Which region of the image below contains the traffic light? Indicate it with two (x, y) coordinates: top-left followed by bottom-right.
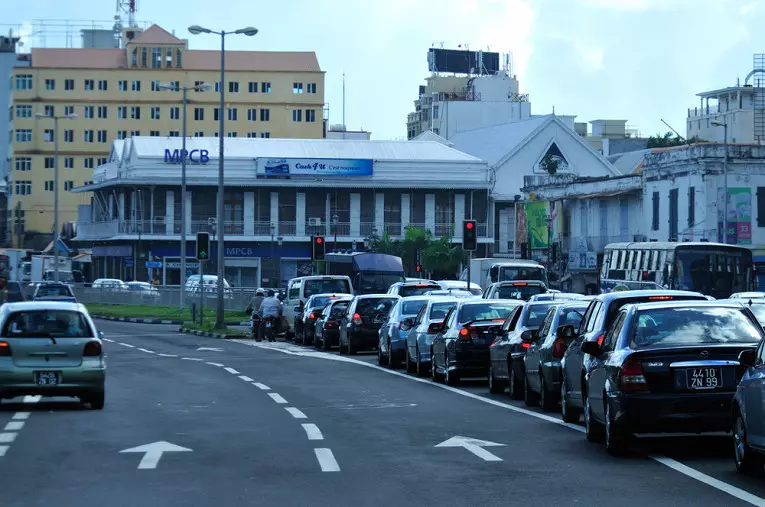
(415, 264), (422, 273)
(312, 235), (325, 261)
(196, 232), (210, 261)
(463, 219), (477, 251)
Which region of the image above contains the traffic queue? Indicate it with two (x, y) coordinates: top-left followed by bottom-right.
(275, 274), (765, 475)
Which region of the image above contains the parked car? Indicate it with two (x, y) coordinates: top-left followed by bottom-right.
(32, 282), (77, 303)
(560, 290), (709, 424)
(436, 280), (483, 296)
(339, 295), (400, 355)
(733, 332), (765, 473)
(405, 297), (459, 376)
(424, 289), (474, 298)
(313, 297), (353, 350)
(387, 281), (442, 298)
(124, 281), (161, 302)
(378, 297), (430, 368)
(730, 292), (765, 300)
(581, 300), (761, 455)
(91, 278), (127, 291)
(521, 301), (589, 410)
(431, 299), (522, 385)
(296, 294), (349, 345)
(483, 281), (548, 301)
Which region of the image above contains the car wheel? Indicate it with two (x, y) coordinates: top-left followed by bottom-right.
(387, 341), (399, 369)
(347, 338), (357, 355)
(323, 331), (331, 351)
(539, 374), (556, 412)
(88, 391), (105, 410)
(415, 347), (428, 377)
(406, 348), (416, 374)
(508, 361), (524, 400)
(561, 381), (582, 424)
(584, 393), (604, 443)
(488, 364), (506, 394)
(431, 351), (443, 382)
(444, 353), (459, 386)
(524, 374), (539, 407)
(339, 336), (347, 355)
(605, 401), (627, 456)
(734, 410), (763, 474)
(377, 345), (388, 366)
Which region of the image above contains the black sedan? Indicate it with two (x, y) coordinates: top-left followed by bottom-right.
(339, 295), (400, 355)
(313, 297), (353, 350)
(431, 300), (521, 385)
(296, 293), (347, 345)
(581, 300), (762, 455)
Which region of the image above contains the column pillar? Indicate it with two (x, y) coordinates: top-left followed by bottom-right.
(401, 193), (410, 236)
(165, 190), (174, 235)
(454, 193), (465, 239)
(375, 193), (385, 236)
(350, 193), (361, 237)
(270, 191), (279, 235)
(296, 192), (306, 237)
(425, 193), (435, 234)
(185, 190), (192, 235)
(244, 192), (255, 235)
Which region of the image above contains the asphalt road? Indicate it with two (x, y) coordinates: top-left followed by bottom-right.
(0, 321), (764, 506)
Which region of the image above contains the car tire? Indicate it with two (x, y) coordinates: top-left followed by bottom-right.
(508, 361), (524, 400)
(387, 341), (399, 369)
(431, 351), (443, 383)
(539, 374), (556, 412)
(524, 374), (539, 407)
(415, 347), (428, 377)
(584, 393), (604, 443)
(377, 345), (388, 366)
(561, 381), (582, 424)
(406, 349), (416, 374)
(444, 353), (459, 386)
(734, 410), (763, 474)
(347, 338), (357, 355)
(88, 391), (105, 410)
(323, 331), (331, 351)
(488, 364), (506, 394)
(604, 401), (628, 456)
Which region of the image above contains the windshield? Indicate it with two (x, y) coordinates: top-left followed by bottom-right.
(430, 301), (456, 320)
(499, 266), (548, 284)
(459, 302), (519, 324)
(632, 306), (761, 348)
(356, 273), (404, 295)
(46, 271), (73, 283)
(674, 248), (751, 299)
(521, 303), (556, 329)
(304, 279), (352, 298)
(356, 297), (399, 317)
(399, 284), (441, 297)
(746, 304), (765, 326)
(401, 299), (428, 316)
(2, 310), (93, 338)
(36, 285), (72, 297)
(494, 284), (546, 301)
(127, 283), (153, 292)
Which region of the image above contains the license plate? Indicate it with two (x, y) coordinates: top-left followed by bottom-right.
(35, 371), (60, 386)
(374, 317), (383, 324)
(686, 367), (721, 390)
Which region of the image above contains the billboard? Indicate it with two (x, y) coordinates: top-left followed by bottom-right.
(717, 187), (752, 245)
(256, 158), (373, 177)
(525, 201), (549, 249)
(427, 48), (500, 75)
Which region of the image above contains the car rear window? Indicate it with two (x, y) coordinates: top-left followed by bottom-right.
(631, 306), (762, 348)
(2, 310), (93, 338)
(559, 306), (587, 328)
(605, 295), (707, 329)
(400, 284), (441, 297)
(304, 279), (351, 298)
(522, 303), (556, 328)
(309, 296), (339, 309)
(430, 301), (456, 320)
(36, 285), (72, 297)
(495, 284), (546, 301)
(747, 304), (765, 325)
(459, 302), (520, 324)
(329, 301), (350, 317)
(401, 299), (428, 316)
(356, 298), (399, 317)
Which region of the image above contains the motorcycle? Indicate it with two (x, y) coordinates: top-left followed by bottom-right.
(263, 316), (277, 342)
(251, 314), (262, 341)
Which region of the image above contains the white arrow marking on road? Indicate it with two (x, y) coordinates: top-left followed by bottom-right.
(119, 441), (192, 470)
(196, 347), (224, 352)
(434, 436), (505, 462)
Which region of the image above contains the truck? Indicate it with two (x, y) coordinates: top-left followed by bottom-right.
(30, 255), (74, 283)
(0, 249), (31, 283)
(461, 258), (549, 290)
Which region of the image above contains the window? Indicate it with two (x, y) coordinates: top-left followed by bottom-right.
(669, 188), (678, 241)
(64, 79), (74, 91)
(758, 188), (765, 227)
(194, 131), (204, 137)
(42, 105), (54, 117)
(132, 80), (141, 92)
(84, 158), (94, 169)
(150, 130), (160, 137)
(175, 49), (183, 67)
(688, 187), (695, 227)
(98, 80), (107, 91)
(170, 107), (179, 120)
(151, 80), (161, 92)
(44, 129), (54, 142)
(228, 108), (238, 121)
(15, 105), (32, 118)
(64, 157), (74, 169)
(45, 180), (55, 192)
(194, 80), (204, 89)
(151, 106), (161, 120)
(229, 81), (239, 93)
(169, 131), (179, 137)
(214, 81), (221, 93)
(214, 108), (220, 121)
(247, 108), (257, 121)
(45, 79), (55, 90)
(165, 47), (173, 67)
(97, 157), (107, 165)
(15, 129), (32, 143)
(64, 181), (74, 191)
(227, 132), (237, 138)
(292, 109), (302, 122)
(64, 106), (74, 116)
(248, 81), (258, 93)
(651, 191), (659, 231)
(97, 130), (108, 143)
(151, 47), (162, 68)
(141, 47), (148, 67)
(118, 80), (128, 91)
(247, 132), (257, 138)
(260, 132), (270, 138)
(15, 181), (31, 195)
(261, 82), (271, 93)
(83, 130), (94, 143)
(307, 83), (317, 94)
(130, 106), (141, 120)
(129, 131), (140, 138)
(293, 82), (304, 94)
(44, 157), (54, 169)
(117, 106), (127, 119)
(194, 108), (204, 121)
(169, 80), (180, 91)
(84, 181), (94, 186)
(84, 79), (94, 91)
(131, 48), (138, 67)
(116, 130), (127, 140)
(98, 105), (108, 119)
(63, 130), (73, 143)
(15, 74), (32, 90)
(433, 105), (439, 119)
(15, 157), (31, 172)
(306, 109), (316, 123)
(83, 106), (94, 119)
(260, 108), (270, 121)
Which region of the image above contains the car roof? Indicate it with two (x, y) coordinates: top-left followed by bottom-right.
(356, 294), (401, 299)
(1, 301), (87, 314)
(460, 299), (522, 307)
(594, 289), (706, 303)
(558, 301), (590, 309)
(627, 300), (747, 312)
(492, 280), (546, 287)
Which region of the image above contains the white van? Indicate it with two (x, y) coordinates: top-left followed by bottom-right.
(284, 275), (353, 336)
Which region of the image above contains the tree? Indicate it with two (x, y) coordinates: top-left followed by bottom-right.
(366, 226), (466, 278)
(539, 152), (559, 175)
(647, 131), (685, 148)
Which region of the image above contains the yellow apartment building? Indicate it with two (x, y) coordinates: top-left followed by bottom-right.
(9, 24), (325, 248)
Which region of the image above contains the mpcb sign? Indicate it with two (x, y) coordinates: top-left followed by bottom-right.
(164, 149), (210, 164)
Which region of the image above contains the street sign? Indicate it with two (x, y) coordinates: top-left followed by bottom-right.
(435, 435), (505, 462)
(119, 441), (192, 469)
(145, 261), (162, 269)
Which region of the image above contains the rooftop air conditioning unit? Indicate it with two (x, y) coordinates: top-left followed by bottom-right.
(308, 217), (322, 226)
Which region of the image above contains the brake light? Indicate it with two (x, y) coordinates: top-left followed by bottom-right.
(309, 313), (316, 320)
(416, 284), (429, 287)
(83, 341), (102, 357)
(648, 296), (674, 301)
(552, 338), (567, 359)
(621, 359), (648, 392)
(353, 313), (363, 326)
(595, 332), (606, 347)
(513, 282), (528, 286)
(522, 342), (531, 349)
(0, 341), (10, 357)
(459, 327), (472, 341)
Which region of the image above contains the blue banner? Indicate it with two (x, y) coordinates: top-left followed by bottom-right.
(257, 158), (373, 177)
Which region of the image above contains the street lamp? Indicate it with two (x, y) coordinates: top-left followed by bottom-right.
(545, 214), (553, 273)
(332, 214), (339, 252)
(711, 119), (729, 243)
(35, 111), (77, 282)
(188, 24), (258, 328)
(159, 81), (211, 309)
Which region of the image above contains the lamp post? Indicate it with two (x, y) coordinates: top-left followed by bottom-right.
(35, 111), (77, 282)
(159, 82), (211, 308)
(711, 119), (729, 243)
(332, 214), (339, 252)
(188, 24), (258, 328)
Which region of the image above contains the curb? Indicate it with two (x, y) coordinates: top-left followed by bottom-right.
(177, 327), (231, 340)
(90, 315), (250, 326)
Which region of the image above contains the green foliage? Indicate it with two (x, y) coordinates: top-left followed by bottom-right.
(367, 226), (466, 278)
(647, 131), (685, 148)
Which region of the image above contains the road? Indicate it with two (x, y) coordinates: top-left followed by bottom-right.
(0, 320), (764, 506)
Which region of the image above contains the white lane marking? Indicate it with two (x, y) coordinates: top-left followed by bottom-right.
(181, 357), (204, 362)
(119, 343), (136, 348)
(22, 395), (41, 404)
(301, 423), (323, 440)
(0, 445), (7, 456)
(285, 407), (307, 419)
(435, 435), (505, 462)
(652, 456), (765, 507)
(268, 393), (288, 404)
(196, 347), (224, 352)
(102, 338), (115, 343)
(238, 375), (254, 382)
(253, 382), (270, 390)
(157, 353), (178, 357)
(4, 421), (24, 431)
(12, 412), (30, 420)
(314, 448), (340, 472)
(0, 433), (17, 443)
(207, 362), (224, 367)
(119, 441), (193, 470)
(224, 367), (240, 375)
(137, 348), (155, 354)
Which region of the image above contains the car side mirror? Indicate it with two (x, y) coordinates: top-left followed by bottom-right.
(428, 322), (443, 334)
(557, 325), (575, 340)
(98, 330), (105, 340)
(401, 318), (414, 331)
(738, 348), (756, 367)
(580, 340), (601, 356)
(293, 306), (301, 312)
(521, 329), (538, 342)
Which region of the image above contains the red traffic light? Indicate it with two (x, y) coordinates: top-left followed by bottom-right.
(416, 265), (422, 272)
(316, 237), (323, 244)
(466, 222), (474, 230)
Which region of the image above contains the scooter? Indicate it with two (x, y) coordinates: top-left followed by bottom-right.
(251, 314), (262, 341)
(263, 316), (277, 342)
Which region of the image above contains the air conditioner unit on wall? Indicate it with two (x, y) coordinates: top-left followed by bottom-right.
(308, 217), (322, 226)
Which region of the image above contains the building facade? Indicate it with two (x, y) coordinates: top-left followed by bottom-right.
(8, 24), (325, 248)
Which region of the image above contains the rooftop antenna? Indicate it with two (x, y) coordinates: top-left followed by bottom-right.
(342, 72), (346, 140)
(661, 118), (685, 141)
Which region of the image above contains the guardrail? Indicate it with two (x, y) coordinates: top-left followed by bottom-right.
(71, 285), (261, 311)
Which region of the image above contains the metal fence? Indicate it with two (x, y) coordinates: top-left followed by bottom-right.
(71, 285), (260, 311)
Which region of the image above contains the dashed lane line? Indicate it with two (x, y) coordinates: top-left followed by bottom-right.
(0, 433), (17, 443)
(101, 338), (115, 343)
(285, 407), (307, 419)
(314, 448), (340, 472)
(253, 383), (270, 390)
(137, 348), (155, 354)
(12, 413), (29, 420)
(118, 343), (135, 348)
(301, 423), (323, 440)
(268, 393), (288, 404)
(4, 422), (24, 431)
(239, 375), (254, 382)
(158, 353), (178, 357)
(207, 362), (224, 367)
(182, 357), (204, 362)
(224, 367), (240, 375)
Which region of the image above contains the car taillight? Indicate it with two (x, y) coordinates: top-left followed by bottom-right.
(309, 313), (316, 320)
(327, 322), (335, 328)
(83, 341), (102, 357)
(552, 338), (567, 359)
(0, 341), (10, 356)
(621, 359), (648, 392)
(353, 313), (363, 326)
(594, 332), (606, 347)
(459, 327), (472, 341)
(521, 342), (531, 349)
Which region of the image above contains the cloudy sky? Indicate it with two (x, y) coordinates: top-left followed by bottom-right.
(8, 0), (765, 139)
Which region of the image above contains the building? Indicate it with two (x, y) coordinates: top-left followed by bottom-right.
(686, 54), (765, 144)
(72, 136), (491, 287)
(325, 125), (371, 140)
(9, 24), (325, 249)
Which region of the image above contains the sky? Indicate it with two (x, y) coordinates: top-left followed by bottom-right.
(6, 0), (765, 140)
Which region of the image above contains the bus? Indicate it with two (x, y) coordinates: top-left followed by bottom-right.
(324, 252), (406, 295)
(599, 241), (754, 299)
